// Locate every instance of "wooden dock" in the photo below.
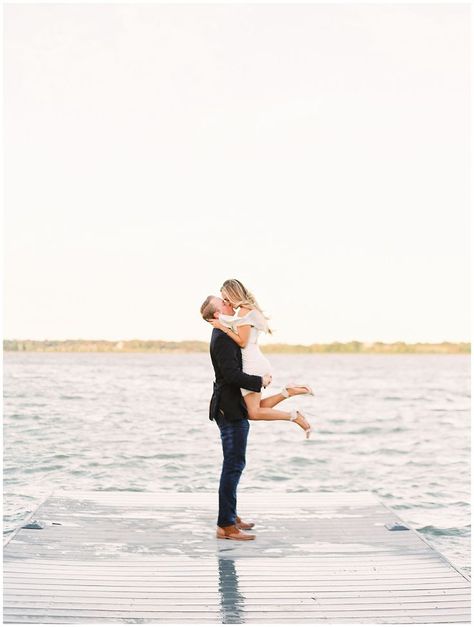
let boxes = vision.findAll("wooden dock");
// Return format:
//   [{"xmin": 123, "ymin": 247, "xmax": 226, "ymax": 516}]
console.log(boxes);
[{"xmin": 3, "ymin": 491, "xmax": 470, "ymax": 623}]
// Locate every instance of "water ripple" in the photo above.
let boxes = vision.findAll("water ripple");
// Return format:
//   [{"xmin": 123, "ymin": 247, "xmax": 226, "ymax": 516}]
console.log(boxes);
[{"xmin": 3, "ymin": 351, "xmax": 470, "ymax": 576}]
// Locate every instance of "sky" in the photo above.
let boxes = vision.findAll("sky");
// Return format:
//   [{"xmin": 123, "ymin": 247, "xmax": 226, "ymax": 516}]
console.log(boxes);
[{"xmin": 4, "ymin": 3, "xmax": 470, "ymax": 345}]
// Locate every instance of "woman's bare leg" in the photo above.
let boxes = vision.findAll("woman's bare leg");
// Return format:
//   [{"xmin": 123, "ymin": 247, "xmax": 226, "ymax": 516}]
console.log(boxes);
[
  {"xmin": 245, "ymin": 392, "xmax": 290, "ymax": 420},
  {"xmin": 260, "ymin": 393, "xmax": 286, "ymax": 408},
  {"xmin": 260, "ymin": 386, "xmax": 314, "ymax": 409},
  {"xmin": 244, "ymin": 392, "xmax": 310, "ymax": 433}
]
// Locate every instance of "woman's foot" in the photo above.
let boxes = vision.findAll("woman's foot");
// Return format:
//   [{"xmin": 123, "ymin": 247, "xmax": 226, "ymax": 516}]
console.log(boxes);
[
  {"xmin": 281, "ymin": 383, "xmax": 314, "ymax": 398},
  {"xmin": 290, "ymin": 409, "xmax": 312, "ymax": 439}
]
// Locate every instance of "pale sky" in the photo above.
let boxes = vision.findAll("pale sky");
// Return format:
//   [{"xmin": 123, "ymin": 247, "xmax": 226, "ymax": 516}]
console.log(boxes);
[{"xmin": 4, "ymin": 3, "xmax": 470, "ymax": 344}]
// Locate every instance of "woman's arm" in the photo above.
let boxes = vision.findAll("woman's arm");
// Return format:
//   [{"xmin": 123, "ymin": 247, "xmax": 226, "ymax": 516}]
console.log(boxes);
[
  {"xmin": 231, "ymin": 306, "xmax": 253, "ymax": 347},
  {"xmin": 208, "ymin": 319, "xmax": 251, "ymax": 348},
  {"xmin": 223, "ymin": 324, "xmax": 251, "ymax": 348},
  {"xmin": 210, "ymin": 307, "xmax": 254, "ymax": 348}
]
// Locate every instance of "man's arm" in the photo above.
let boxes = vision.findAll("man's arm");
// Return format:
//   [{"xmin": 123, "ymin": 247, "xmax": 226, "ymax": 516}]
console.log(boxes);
[{"xmin": 213, "ymin": 333, "xmax": 262, "ymax": 392}]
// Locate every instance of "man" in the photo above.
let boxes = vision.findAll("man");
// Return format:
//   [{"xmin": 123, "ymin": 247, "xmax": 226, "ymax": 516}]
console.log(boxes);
[{"xmin": 200, "ymin": 295, "xmax": 272, "ymax": 541}]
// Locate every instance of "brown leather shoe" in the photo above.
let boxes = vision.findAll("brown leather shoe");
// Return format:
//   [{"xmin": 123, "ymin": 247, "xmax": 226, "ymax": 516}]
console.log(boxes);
[
  {"xmin": 235, "ymin": 515, "xmax": 255, "ymax": 530},
  {"xmin": 216, "ymin": 524, "xmax": 256, "ymax": 541}
]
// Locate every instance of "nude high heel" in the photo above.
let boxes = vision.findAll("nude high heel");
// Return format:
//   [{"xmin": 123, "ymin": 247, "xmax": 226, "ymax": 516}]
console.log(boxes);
[
  {"xmin": 281, "ymin": 383, "xmax": 315, "ymax": 398},
  {"xmin": 290, "ymin": 409, "xmax": 312, "ymax": 439}
]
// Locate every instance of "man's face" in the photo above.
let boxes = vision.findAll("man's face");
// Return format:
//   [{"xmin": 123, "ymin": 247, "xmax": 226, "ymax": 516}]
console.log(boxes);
[{"xmin": 212, "ymin": 297, "xmax": 234, "ymax": 318}]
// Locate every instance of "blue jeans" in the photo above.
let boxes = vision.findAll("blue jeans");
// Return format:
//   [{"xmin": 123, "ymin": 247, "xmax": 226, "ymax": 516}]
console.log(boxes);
[{"xmin": 215, "ymin": 415, "xmax": 250, "ymax": 528}]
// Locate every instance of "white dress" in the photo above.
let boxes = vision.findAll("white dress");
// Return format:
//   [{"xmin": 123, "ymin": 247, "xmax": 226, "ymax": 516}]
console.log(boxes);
[{"xmin": 219, "ymin": 309, "xmax": 272, "ymax": 397}]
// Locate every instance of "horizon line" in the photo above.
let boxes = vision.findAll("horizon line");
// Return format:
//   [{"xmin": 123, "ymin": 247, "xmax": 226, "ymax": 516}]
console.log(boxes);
[{"xmin": 3, "ymin": 338, "xmax": 471, "ymax": 345}]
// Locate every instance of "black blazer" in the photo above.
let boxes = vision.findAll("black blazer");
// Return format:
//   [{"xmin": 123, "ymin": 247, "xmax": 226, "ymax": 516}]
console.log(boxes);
[{"xmin": 209, "ymin": 328, "xmax": 262, "ymax": 422}]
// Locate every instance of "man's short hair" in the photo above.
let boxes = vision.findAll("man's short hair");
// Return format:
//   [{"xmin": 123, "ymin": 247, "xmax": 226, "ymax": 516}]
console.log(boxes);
[{"xmin": 200, "ymin": 295, "xmax": 218, "ymax": 320}]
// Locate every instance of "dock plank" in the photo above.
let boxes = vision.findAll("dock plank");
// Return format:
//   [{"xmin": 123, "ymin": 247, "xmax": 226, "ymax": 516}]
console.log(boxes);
[{"xmin": 3, "ymin": 491, "xmax": 470, "ymax": 623}]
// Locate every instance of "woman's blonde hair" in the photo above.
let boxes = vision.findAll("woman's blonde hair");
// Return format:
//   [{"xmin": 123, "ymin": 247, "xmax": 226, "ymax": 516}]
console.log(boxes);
[{"xmin": 220, "ymin": 279, "xmax": 272, "ymax": 334}]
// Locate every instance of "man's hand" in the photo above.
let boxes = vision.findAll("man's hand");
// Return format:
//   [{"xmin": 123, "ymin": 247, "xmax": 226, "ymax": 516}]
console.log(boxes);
[{"xmin": 262, "ymin": 373, "xmax": 272, "ymax": 388}]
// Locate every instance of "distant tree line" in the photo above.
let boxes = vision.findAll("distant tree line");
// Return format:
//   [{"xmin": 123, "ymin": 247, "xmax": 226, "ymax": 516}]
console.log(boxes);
[{"xmin": 3, "ymin": 339, "xmax": 470, "ymax": 354}]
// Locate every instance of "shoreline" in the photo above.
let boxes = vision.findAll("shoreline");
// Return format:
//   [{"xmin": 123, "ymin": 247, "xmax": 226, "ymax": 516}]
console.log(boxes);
[{"xmin": 3, "ymin": 340, "xmax": 470, "ymax": 354}]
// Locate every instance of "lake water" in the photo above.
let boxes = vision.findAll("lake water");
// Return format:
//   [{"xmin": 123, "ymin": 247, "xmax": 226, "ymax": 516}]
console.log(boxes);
[{"xmin": 3, "ymin": 352, "xmax": 470, "ymax": 575}]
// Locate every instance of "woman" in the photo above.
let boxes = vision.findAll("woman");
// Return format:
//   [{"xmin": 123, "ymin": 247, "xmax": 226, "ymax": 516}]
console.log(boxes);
[{"xmin": 209, "ymin": 279, "xmax": 313, "ymax": 439}]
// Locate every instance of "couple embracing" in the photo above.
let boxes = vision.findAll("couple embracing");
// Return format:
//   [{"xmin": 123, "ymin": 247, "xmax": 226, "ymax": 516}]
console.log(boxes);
[{"xmin": 200, "ymin": 279, "xmax": 314, "ymax": 541}]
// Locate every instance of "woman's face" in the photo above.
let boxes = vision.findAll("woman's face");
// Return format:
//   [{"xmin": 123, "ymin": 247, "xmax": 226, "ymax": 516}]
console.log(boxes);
[{"xmin": 221, "ymin": 290, "xmax": 234, "ymax": 311}]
